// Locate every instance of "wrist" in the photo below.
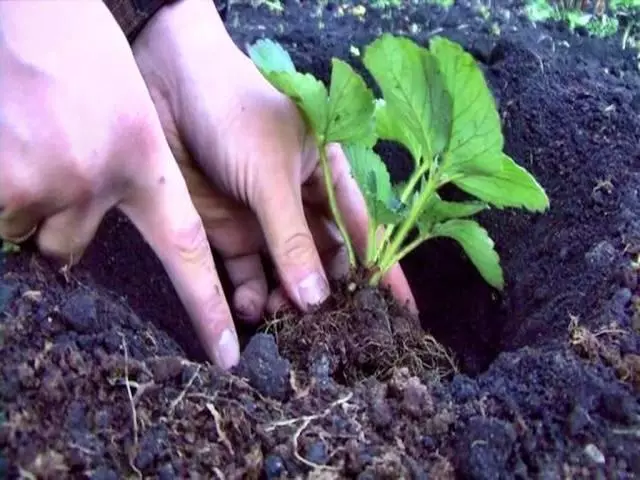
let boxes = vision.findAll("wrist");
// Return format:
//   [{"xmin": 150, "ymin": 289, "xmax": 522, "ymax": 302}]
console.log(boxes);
[{"xmin": 139, "ymin": 0, "xmax": 235, "ymax": 52}]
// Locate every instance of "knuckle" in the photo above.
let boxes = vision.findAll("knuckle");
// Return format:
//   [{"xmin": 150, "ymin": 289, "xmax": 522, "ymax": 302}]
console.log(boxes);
[
  {"xmin": 169, "ymin": 215, "xmax": 211, "ymax": 261},
  {"xmin": 201, "ymin": 286, "xmax": 229, "ymax": 326},
  {"xmin": 277, "ymin": 231, "xmax": 318, "ymax": 267}
]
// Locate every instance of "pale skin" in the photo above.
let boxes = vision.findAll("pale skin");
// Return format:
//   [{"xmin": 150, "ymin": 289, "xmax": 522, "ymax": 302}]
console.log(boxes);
[{"xmin": 0, "ymin": 0, "xmax": 417, "ymax": 370}]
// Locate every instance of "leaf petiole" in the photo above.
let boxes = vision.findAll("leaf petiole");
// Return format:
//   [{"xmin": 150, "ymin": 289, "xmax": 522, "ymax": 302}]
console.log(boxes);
[
  {"xmin": 319, "ymin": 142, "xmax": 357, "ymax": 267},
  {"xmin": 384, "ymin": 232, "xmax": 431, "ymax": 271},
  {"xmin": 373, "ymin": 156, "xmax": 431, "ymax": 263},
  {"xmin": 371, "ymin": 170, "xmax": 440, "ymax": 284},
  {"xmin": 365, "ymin": 221, "xmax": 378, "ymax": 267}
]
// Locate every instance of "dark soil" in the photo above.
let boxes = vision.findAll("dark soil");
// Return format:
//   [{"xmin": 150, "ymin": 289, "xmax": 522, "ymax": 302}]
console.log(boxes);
[{"xmin": 2, "ymin": 0, "xmax": 640, "ymax": 478}]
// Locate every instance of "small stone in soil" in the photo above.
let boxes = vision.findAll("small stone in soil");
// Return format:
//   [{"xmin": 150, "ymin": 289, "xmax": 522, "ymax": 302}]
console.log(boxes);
[
  {"xmin": 235, "ymin": 333, "xmax": 292, "ymax": 401},
  {"xmin": 264, "ymin": 454, "xmax": 286, "ymax": 479},
  {"xmin": 585, "ymin": 240, "xmax": 617, "ymax": 269},
  {"xmin": 60, "ymin": 290, "xmax": 98, "ymax": 333},
  {"xmin": 304, "ymin": 441, "xmax": 328, "ymax": 465},
  {"xmin": 584, "ymin": 444, "xmax": 606, "ymax": 465}
]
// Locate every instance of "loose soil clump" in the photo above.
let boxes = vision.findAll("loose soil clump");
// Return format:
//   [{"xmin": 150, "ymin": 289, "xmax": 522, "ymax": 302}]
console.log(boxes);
[{"xmin": 2, "ymin": 0, "xmax": 640, "ymax": 478}]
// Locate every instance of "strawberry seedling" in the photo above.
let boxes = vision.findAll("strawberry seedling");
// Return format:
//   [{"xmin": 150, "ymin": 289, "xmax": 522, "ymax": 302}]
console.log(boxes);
[{"xmin": 248, "ymin": 34, "xmax": 549, "ymax": 290}]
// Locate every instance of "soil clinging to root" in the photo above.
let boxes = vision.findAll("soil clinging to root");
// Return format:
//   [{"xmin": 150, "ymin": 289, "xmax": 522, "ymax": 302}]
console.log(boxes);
[{"xmin": 262, "ymin": 273, "xmax": 458, "ymax": 386}]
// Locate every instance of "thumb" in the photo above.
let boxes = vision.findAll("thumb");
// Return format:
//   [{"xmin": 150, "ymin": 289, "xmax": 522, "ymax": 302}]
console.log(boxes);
[{"xmin": 253, "ymin": 172, "xmax": 330, "ymax": 310}]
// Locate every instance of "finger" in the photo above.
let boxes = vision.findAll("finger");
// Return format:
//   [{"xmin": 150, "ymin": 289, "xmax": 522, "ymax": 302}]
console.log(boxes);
[
  {"xmin": 266, "ymin": 285, "xmax": 293, "ymax": 315},
  {"xmin": 0, "ymin": 218, "xmax": 38, "ymax": 244},
  {"xmin": 0, "ymin": 198, "xmax": 52, "ymax": 244},
  {"xmin": 121, "ymin": 154, "xmax": 240, "ymax": 370},
  {"xmin": 253, "ymin": 171, "xmax": 330, "ymax": 311},
  {"xmin": 223, "ymin": 253, "xmax": 268, "ymax": 323},
  {"xmin": 304, "ymin": 208, "xmax": 350, "ymax": 280},
  {"xmin": 380, "ymin": 263, "xmax": 417, "ymax": 314},
  {"xmin": 175, "ymin": 152, "xmax": 269, "ymax": 322},
  {"xmin": 323, "ymin": 144, "xmax": 417, "ymax": 313},
  {"xmin": 0, "ymin": 152, "xmax": 90, "ymax": 243},
  {"xmin": 36, "ymin": 201, "xmax": 109, "ymax": 264}
]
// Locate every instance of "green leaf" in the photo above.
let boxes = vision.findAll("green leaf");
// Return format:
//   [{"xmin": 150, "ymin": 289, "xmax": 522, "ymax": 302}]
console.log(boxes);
[
  {"xmin": 430, "ymin": 36, "xmax": 504, "ymax": 176},
  {"xmin": 248, "ymin": 39, "xmax": 329, "ymax": 136},
  {"xmin": 453, "ymin": 153, "xmax": 550, "ymax": 211},
  {"xmin": 432, "ymin": 219, "xmax": 504, "ymax": 289},
  {"xmin": 343, "ymin": 143, "xmax": 404, "ymax": 225},
  {"xmin": 247, "ymin": 38, "xmax": 296, "ymax": 73},
  {"xmin": 325, "ymin": 59, "xmax": 376, "ymax": 145},
  {"xmin": 419, "ymin": 194, "xmax": 488, "ymax": 234},
  {"xmin": 374, "ymin": 99, "xmax": 422, "ymax": 162},
  {"xmin": 363, "ymin": 34, "xmax": 453, "ymax": 165}
]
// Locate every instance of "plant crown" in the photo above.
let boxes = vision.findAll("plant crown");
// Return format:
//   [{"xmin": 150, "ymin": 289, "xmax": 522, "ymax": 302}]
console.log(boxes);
[{"xmin": 247, "ymin": 34, "xmax": 549, "ymax": 290}]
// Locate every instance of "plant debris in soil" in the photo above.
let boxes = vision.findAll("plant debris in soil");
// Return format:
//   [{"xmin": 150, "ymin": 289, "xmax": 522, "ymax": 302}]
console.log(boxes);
[{"xmin": 2, "ymin": 0, "xmax": 640, "ymax": 478}]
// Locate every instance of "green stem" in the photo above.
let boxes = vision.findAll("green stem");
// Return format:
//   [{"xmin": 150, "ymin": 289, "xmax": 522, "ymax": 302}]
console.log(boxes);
[
  {"xmin": 365, "ymin": 221, "xmax": 377, "ymax": 266},
  {"xmin": 369, "ymin": 173, "xmax": 438, "ymax": 285},
  {"xmin": 320, "ymin": 144, "xmax": 356, "ymax": 267},
  {"xmin": 373, "ymin": 159, "xmax": 431, "ymax": 263},
  {"xmin": 380, "ymin": 233, "xmax": 430, "ymax": 273}
]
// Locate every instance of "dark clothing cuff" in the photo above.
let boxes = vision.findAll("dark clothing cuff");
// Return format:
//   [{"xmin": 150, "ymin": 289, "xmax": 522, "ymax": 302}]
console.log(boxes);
[
  {"xmin": 104, "ymin": 0, "xmax": 229, "ymax": 43},
  {"xmin": 103, "ymin": 0, "xmax": 178, "ymax": 42}
]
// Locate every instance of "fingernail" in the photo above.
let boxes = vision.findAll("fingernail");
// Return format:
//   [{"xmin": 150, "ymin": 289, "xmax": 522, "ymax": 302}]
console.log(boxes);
[
  {"xmin": 297, "ymin": 272, "xmax": 330, "ymax": 308},
  {"xmin": 215, "ymin": 328, "xmax": 240, "ymax": 370}
]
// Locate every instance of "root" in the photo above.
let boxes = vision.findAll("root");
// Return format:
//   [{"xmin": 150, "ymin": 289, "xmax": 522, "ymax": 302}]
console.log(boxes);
[
  {"xmin": 264, "ymin": 392, "xmax": 354, "ymax": 471},
  {"xmin": 119, "ymin": 333, "xmax": 142, "ymax": 479},
  {"xmin": 568, "ymin": 315, "xmax": 639, "ymax": 389},
  {"xmin": 119, "ymin": 335, "xmax": 138, "ymax": 446},
  {"xmin": 292, "ymin": 417, "xmax": 340, "ymax": 472},
  {"xmin": 206, "ymin": 403, "xmax": 235, "ymax": 456},
  {"xmin": 264, "ymin": 392, "xmax": 353, "ymax": 431},
  {"xmin": 168, "ymin": 365, "xmax": 201, "ymax": 417}
]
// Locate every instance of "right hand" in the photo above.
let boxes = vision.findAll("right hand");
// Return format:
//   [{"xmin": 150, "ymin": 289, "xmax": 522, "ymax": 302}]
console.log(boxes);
[{"xmin": 0, "ymin": 1, "xmax": 241, "ymax": 370}]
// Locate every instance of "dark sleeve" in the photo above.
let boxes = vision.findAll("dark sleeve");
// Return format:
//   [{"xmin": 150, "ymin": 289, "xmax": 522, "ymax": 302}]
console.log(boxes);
[
  {"xmin": 103, "ymin": 0, "xmax": 229, "ymax": 43},
  {"xmin": 102, "ymin": 0, "xmax": 178, "ymax": 42}
]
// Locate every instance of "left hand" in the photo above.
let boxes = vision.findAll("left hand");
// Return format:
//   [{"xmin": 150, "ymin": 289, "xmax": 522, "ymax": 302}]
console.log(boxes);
[{"xmin": 131, "ymin": 0, "xmax": 417, "ymax": 322}]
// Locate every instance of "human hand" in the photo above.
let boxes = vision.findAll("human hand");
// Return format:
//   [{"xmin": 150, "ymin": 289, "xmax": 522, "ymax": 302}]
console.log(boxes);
[
  {"xmin": 0, "ymin": 1, "xmax": 241, "ymax": 369},
  {"xmin": 131, "ymin": 0, "xmax": 417, "ymax": 322}
]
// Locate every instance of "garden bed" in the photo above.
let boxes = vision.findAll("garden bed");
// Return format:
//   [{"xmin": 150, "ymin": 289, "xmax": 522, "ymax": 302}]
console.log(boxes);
[{"xmin": 2, "ymin": 0, "xmax": 640, "ymax": 478}]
